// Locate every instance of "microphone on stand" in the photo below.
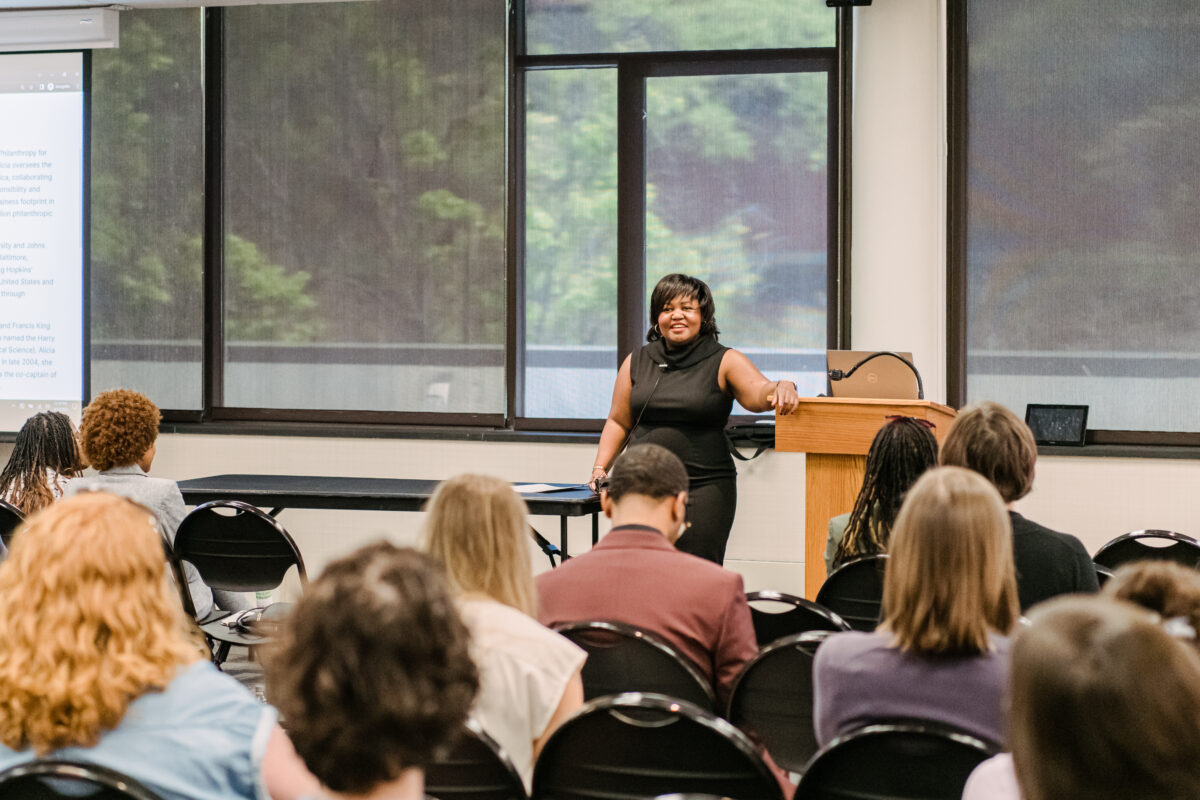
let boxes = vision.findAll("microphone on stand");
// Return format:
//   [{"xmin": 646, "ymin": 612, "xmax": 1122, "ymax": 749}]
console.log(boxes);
[{"xmin": 827, "ymin": 351, "xmax": 925, "ymax": 400}]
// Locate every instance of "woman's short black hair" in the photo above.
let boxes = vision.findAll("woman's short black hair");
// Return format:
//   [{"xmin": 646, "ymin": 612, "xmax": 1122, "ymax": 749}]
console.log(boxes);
[{"xmin": 647, "ymin": 273, "xmax": 719, "ymax": 342}]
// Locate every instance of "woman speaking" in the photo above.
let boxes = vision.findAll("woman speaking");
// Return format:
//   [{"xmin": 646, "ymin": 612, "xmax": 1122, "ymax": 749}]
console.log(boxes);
[{"xmin": 590, "ymin": 274, "xmax": 800, "ymax": 565}]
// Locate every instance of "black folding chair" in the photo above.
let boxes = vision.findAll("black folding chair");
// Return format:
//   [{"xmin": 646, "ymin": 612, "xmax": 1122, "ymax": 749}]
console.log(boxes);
[
  {"xmin": 814, "ymin": 555, "xmax": 888, "ymax": 632},
  {"xmin": 0, "ymin": 499, "xmax": 23, "ymax": 551},
  {"xmin": 531, "ymin": 693, "xmax": 784, "ymax": 800},
  {"xmin": 745, "ymin": 591, "xmax": 850, "ymax": 647},
  {"xmin": 553, "ymin": 620, "xmax": 716, "ymax": 711},
  {"xmin": 1093, "ymin": 530, "xmax": 1200, "ymax": 571},
  {"xmin": 170, "ymin": 499, "xmax": 307, "ymax": 667},
  {"xmin": 1094, "ymin": 562, "xmax": 1115, "ymax": 587},
  {"xmin": 725, "ymin": 630, "xmax": 835, "ymax": 774},
  {"xmin": 0, "ymin": 759, "xmax": 166, "ymax": 800},
  {"xmin": 425, "ymin": 718, "xmax": 527, "ymax": 800},
  {"xmin": 795, "ymin": 722, "xmax": 999, "ymax": 800}
]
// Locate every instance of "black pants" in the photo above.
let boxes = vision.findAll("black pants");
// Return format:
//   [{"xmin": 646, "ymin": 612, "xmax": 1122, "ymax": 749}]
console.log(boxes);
[{"xmin": 674, "ymin": 477, "xmax": 737, "ymax": 566}]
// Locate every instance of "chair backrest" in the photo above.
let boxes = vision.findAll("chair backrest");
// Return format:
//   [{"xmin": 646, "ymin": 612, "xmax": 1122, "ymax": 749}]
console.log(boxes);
[
  {"xmin": 531, "ymin": 693, "xmax": 784, "ymax": 800},
  {"xmin": 425, "ymin": 718, "xmax": 527, "ymax": 800},
  {"xmin": 1094, "ymin": 562, "xmax": 1115, "ymax": 587},
  {"xmin": 0, "ymin": 499, "xmax": 23, "ymax": 550},
  {"xmin": 172, "ymin": 500, "xmax": 307, "ymax": 594},
  {"xmin": 814, "ymin": 555, "xmax": 888, "ymax": 632},
  {"xmin": 725, "ymin": 630, "xmax": 834, "ymax": 774},
  {"xmin": 795, "ymin": 722, "xmax": 998, "ymax": 800},
  {"xmin": 1093, "ymin": 530, "xmax": 1200, "ymax": 571},
  {"xmin": 553, "ymin": 620, "xmax": 716, "ymax": 711},
  {"xmin": 745, "ymin": 591, "xmax": 850, "ymax": 647},
  {"xmin": 0, "ymin": 760, "xmax": 166, "ymax": 800}
]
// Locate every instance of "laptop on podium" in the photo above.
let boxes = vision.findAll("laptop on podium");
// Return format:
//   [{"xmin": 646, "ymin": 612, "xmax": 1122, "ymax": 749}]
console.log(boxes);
[{"xmin": 826, "ymin": 350, "xmax": 921, "ymax": 400}]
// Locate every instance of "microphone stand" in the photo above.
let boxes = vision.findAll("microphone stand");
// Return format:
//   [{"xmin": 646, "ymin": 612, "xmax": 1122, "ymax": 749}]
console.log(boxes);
[{"xmin": 827, "ymin": 351, "xmax": 925, "ymax": 400}]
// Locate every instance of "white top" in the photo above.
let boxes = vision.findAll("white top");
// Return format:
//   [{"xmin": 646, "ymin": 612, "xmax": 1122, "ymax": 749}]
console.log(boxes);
[
  {"xmin": 457, "ymin": 597, "xmax": 586, "ymax": 790},
  {"xmin": 962, "ymin": 753, "xmax": 1021, "ymax": 800}
]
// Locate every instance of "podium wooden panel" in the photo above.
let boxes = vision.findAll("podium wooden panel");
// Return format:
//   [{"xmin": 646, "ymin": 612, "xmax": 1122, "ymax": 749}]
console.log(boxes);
[{"xmin": 776, "ymin": 398, "xmax": 957, "ymax": 598}]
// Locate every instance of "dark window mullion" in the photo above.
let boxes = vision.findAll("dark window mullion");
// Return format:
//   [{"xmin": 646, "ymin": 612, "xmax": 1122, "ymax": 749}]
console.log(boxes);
[
  {"xmin": 507, "ymin": 0, "xmax": 525, "ymax": 422},
  {"xmin": 616, "ymin": 66, "xmax": 647, "ymax": 366},
  {"xmin": 201, "ymin": 7, "xmax": 225, "ymax": 419},
  {"xmin": 832, "ymin": 8, "xmax": 850, "ymax": 350}
]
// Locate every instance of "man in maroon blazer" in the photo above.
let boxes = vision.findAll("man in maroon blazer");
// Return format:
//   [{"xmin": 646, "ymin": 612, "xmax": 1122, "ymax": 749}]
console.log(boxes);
[{"xmin": 536, "ymin": 444, "xmax": 757, "ymax": 708}]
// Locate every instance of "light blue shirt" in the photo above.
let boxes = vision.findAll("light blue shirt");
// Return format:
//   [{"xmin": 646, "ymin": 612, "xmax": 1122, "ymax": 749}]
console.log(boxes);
[{"xmin": 0, "ymin": 660, "xmax": 276, "ymax": 800}]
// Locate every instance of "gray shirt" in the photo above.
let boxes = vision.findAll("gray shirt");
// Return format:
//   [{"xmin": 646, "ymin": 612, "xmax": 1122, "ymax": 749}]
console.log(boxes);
[
  {"xmin": 813, "ymin": 630, "xmax": 1010, "ymax": 748},
  {"xmin": 65, "ymin": 465, "xmax": 214, "ymax": 619},
  {"xmin": 825, "ymin": 512, "xmax": 851, "ymax": 575}
]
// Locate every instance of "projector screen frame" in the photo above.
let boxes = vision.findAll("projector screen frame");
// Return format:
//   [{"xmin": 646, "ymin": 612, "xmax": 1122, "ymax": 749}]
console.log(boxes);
[{"xmin": 0, "ymin": 48, "xmax": 90, "ymax": 437}]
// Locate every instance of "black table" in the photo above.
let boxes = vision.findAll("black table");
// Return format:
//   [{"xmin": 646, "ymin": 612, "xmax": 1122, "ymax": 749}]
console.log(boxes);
[{"xmin": 177, "ymin": 473, "xmax": 602, "ymax": 559}]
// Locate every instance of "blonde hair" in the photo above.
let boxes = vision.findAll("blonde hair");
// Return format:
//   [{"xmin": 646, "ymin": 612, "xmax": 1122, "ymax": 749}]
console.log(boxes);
[
  {"xmin": 0, "ymin": 492, "xmax": 201, "ymax": 753},
  {"xmin": 881, "ymin": 466, "xmax": 1019, "ymax": 656},
  {"xmin": 423, "ymin": 474, "xmax": 537, "ymax": 616}
]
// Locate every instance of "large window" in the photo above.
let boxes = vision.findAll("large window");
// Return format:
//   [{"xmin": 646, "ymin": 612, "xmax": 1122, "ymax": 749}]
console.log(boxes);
[
  {"xmin": 87, "ymin": 1, "xmax": 843, "ymax": 427},
  {"xmin": 520, "ymin": 1, "xmax": 840, "ymax": 421},
  {"xmin": 953, "ymin": 1, "xmax": 1200, "ymax": 440},
  {"xmin": 90, "ymin": 9, "xmax": 203, "ymax": 411},
  {"xmin": 222, "ymin": 0, "xmax": 506, "ymax": 416}
]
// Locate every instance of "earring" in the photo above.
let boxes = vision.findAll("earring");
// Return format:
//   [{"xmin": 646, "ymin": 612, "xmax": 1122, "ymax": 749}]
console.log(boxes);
[{"xmin": 653, "ymin": 322, "xmax": 661, "ymax": 336}]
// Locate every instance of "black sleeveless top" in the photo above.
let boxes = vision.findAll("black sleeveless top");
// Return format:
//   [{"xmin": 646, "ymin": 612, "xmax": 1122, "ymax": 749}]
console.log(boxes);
[{"xmin": 628, "ymin": 335, "xmax": 735, "ymax": 485}]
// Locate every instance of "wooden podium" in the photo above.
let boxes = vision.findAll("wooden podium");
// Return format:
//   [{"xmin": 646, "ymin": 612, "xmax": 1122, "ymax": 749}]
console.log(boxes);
[{"xmin": 776, "ymin": 398, "xmax": 957, "ymax": 598}]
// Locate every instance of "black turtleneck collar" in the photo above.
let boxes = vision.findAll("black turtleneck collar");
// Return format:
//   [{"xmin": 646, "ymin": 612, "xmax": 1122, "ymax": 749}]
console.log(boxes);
[{"xmin": 644, "ymin": 333, "xmax": 724, "ymax": 371}]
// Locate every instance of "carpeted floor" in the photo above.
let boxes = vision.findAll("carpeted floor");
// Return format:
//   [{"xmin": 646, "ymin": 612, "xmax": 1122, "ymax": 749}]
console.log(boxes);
[{"xmin": 221, "ymin": 647, "xmax": 268, "ymax": 702}]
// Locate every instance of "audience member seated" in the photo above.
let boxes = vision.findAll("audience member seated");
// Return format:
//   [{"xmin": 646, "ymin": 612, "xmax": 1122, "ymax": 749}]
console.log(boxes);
[
  {"xmin": 63, "ymin": 388, "xmax": 249, "ymax": 620},
  {"xmin": 939, "ymin": 401, "xmax": 1098, "ymax": 611},
  {"xmin": 0, "ymin": 410, "xmax": 85, "ymax": 514},
  {"xmin": 813, "ymin": 467, "xmax": 1018, "ymax": 748},
  {"xmin": 0, "ymin": 492, "xmax": 319, "ymax": 800},
  {"xmin": 265, "ymin": 542, "xmax": 479, "ymax": 800},
  {"xmin": 962, "ymin": 597, "xmax": 1200, "ymax": 800},
  {"xmin": 826, "ymin": 415, "xmax": 938, "ymax": 573},
  {"xmin": 424, "ymin": 473, "xmax": 585, "ymax": 790},
  {"xmin": 1102, "ymin": 559, "xmax": 1200, "ymax": 637},
  {"xmin": 537, "ymin": 444, "xmax": 757, "ymax": 710}
]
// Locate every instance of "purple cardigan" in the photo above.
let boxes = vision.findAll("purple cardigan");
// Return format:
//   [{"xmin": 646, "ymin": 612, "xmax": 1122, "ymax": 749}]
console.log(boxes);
[{"xmin": 812, "ymin": 630, "xmax": 1011, "ymax": 747}]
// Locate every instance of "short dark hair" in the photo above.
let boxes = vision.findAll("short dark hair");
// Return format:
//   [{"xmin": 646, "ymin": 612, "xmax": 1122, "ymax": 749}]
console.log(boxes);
[
  {"xmin": 265, "ymin": 543, "xmax": 478, "ymax": 795},
  {"xmin": 79, "ymin": 389, "xmax": 160, "ymax": 471},
  {"xmin": 606, "ymin": 444, "xmax": 688, "ymax": 502},
  {"xmin": 647, "ymin": 273, "xmax": 719, "ymax": 342},
  {"xmin": 939, "ymin": 401, "xmax": 1036, "ymax": 503}
]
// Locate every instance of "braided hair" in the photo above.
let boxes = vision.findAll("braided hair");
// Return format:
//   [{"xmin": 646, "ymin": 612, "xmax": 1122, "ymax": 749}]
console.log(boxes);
[
  {"xmin": 833, "ymin": 416, "xmax": 939, "ymax": 569},
  {"xmin": 0, "ymin": 411, "xmax": 86, "ymax": 514}
]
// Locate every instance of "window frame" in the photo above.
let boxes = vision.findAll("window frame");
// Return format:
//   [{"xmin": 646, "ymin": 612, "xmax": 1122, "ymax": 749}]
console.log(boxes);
[
  {"xmin": 512, "ymin": 11, "xmax": 851, "ymax": 431},
  {"xmin": 97, "ymin": 4, "xmax": 850, "ymax": 433}
]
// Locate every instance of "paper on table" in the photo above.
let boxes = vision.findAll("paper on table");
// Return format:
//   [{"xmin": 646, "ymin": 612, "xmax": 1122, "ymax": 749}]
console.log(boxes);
[{"xmin": 513, "ymin": 483, "xmax": 561, "ymax": 494}]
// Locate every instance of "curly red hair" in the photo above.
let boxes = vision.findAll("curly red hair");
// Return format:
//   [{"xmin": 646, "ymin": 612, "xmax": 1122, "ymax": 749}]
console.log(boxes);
[
  {"xmin": 79, "ymin": 389, "xmax": 161, "ymax": 471},
  {"xmin": 0, "ymin": 492, "xmax": 201, "ymax": 753}
]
